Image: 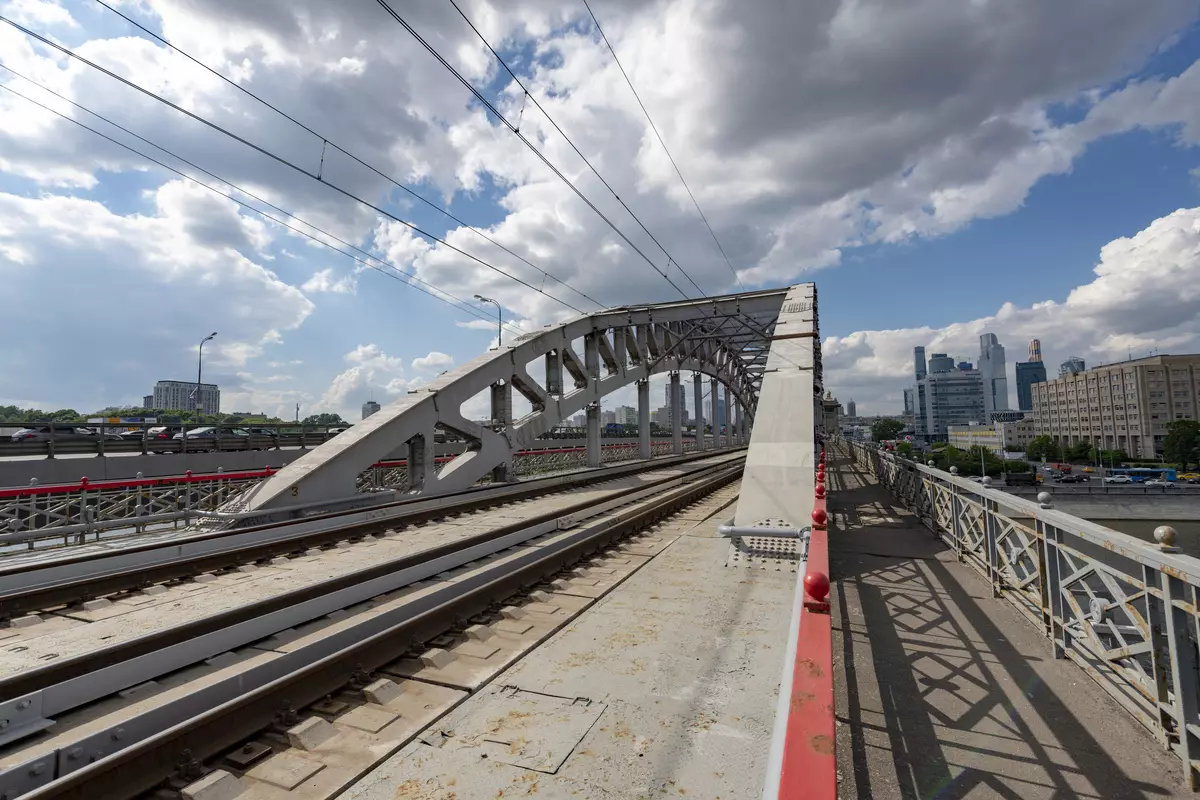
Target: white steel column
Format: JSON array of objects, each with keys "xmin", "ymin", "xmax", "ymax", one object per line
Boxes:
[
  {"xmin": 693, "ymin": 372, "xmax": 704, "ymax": 451},
  {"xmin": 729, "ymin": 398, "xmax": 739, "ymax": 448},
  {"xmin": 490, "ymin": 380, "xmax": 511, "ymax": 482},
  {"xmin": 638, "ymin": 379, "xmax": 651, "ymax": 459},
  {"xmin": 670, "ymin": 371, "xmax": 683, "ymax": 455},
  {"xmin": 586, "ymin": 402, "xmax": 601, "ymax": 467},
  {"xmin": 711, "ymin": 377, "xmax": 721, "ymax": 450},
  {"xmin": 406, "ymin": 432, "xmax": 434, "ymax": 491}
]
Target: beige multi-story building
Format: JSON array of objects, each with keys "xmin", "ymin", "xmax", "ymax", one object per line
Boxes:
[
  {"xmin": 947, "ymin": 418, "xmax": 1038, "ymax": 456},
  {"xmin": 1029, "ymin": 354, "xmax": 1200, "ymax": 458}
]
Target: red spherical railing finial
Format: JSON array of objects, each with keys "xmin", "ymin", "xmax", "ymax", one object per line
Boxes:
[
  {"xmin": 815, "ymin": 484, "xmax": 826, "ymax": 498},
  {"xmin": 811, "ymin": 507, "xmax": 827, "ymax": 528},
  {"xmin": 805, "ymin": 571, "xmax": 830, "ymax": 602}
]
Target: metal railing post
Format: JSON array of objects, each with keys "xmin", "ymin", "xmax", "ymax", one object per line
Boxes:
[
  {"xmin": 47, "ymin": 423, "xmax": 56, "ymax": 459},
  {"xmin": 1043, "ymin": 523, "xmax": 1068, "ymax": 659},
  {"xmin": 949, "ymin": 482, "xmax": 965, "ymax": 561},
  {"xmin": 1143, "ymin": 563, "xmax": 1173, "ymax": 751},
  {"xmin": 984, "ymin": 497, "xmax": 1001, "ymax": 598},
  {"xmin": 1162, "ymin": 572, "xmax": 1200, "ymax": 789}
]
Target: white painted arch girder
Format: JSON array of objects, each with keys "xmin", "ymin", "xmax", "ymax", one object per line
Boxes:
[{"xmin": 236, "ymin": 288, "xmax": 793, "ymax": 515}]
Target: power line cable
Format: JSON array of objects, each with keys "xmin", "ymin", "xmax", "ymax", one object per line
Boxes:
[
  {"xmin": 0, "ymin": 74, "xmax": 526, "ymax": 337},
  {"xmin": 369, "ymin": 0, "xmax": 696, "ymax": 300},
  {"xmin": 0, "ymin": 14, "xmax": 586, "ymax": 316},
  {"xmin": 86, "ymin": 0, "xmax": 603, "ymax": 312},
  {"xmin": 581, "ymin": 0, "xmax": 744, "ymax": 291},
  {"xmin": 442, "ymin": 0, "xmax": 708, "ymax": 297}
]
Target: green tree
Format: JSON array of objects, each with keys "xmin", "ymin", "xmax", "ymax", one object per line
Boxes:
[
  {"xmin": 896, "ymin": 441, "xmax": 913, "ymax": 458},
  {"xmin": 1164, "ymin": 421, "xmax": 1200, "ymax": 471},
  {"xmin": 303, "ymin": 413, "xmax": 347, "ymax": 426},
  {"xmin": 1063, "ymin": 441, "xmax": 1092, "ymax": 463},
  {"xmin": 871, "ymin": 418, "xmax": 905, "ymax": 442},
  {"xmin": 1026, "ymin": 435, "xmax": 1059, "ymax": 462}
]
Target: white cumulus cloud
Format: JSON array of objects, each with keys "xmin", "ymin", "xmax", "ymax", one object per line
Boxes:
[
  {"xmin": 825, "ymin": 206, "xmax": 1200, "ymax": 415},
  {"xmin": 412, "ymin": 351, "xmax": 454, "ymax": 372}
]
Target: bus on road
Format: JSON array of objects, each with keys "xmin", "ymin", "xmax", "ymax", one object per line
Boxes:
[{"xmin": 1106, "ymin": 467, "xmax": 1177, "ymax": 482}]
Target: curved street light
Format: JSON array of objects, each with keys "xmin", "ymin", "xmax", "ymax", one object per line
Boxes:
[
  {"xmin": 474, "ymin": 295, "xmax": 502, "ymax": 346},
  {"xmin": 195, "ymin": 331, "xmax": 217, "ymax": 416}
]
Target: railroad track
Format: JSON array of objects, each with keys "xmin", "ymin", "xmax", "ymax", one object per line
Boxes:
[
  {"xmin": 0, "ymin": 449, "xmax": 730, "ymax": 621},
  {"xmin": 0, "ymin": 452, "xmax": 742, "ymax": 799}
]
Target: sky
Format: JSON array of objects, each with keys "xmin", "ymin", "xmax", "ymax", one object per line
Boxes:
[{"xmin": 2, "ymin": 0, "xmax": 1200, "ymax": 420}]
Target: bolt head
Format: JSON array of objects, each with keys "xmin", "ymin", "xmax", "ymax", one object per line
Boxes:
[
  {"xmin": 1154, "ymin": 525, "xmax": 1178, "ymax": 548},
  {"xmin": 804, "ymin": 571, "xmax": 831, "ymax": 602}
]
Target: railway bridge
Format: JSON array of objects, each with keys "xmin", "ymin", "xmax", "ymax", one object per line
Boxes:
[{"xmin": 0, "ymin": 283, "xmax": 1192, "ymax": 799}]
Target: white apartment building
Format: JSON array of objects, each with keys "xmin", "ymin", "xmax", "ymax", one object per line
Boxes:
[
  {"xmin": 1030, "ymin": 354, "xmax": 1200, "ymax": 458},
  {"xmin": 153, "ymin": 380, "xmax": 220, "ymax": 414}
]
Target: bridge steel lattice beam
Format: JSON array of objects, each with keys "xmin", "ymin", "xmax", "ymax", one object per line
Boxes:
[{"xmin": 233, "ymin": 287, "xmax": 793, "ymax": 522}]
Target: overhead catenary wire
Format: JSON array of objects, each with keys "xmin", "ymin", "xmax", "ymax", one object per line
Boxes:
[
  {"xmin": 369, "ymin": 0, "xmax": 697, "ymax": 301},
  {"xmin": 86, "ymin": 0, "xmax": 604, "ymax": 312},
  {"xmin": 0, "ymin": 76, "xmax": 526, "ymax": 338},
  {"xmin": 442, "ymin": 0, "xmax": 710, "ymax": 298},
  {"xmin": 0, "ymin": 14, "xmax": 586, "ymax": 316},
  {"xmin": 581, "ymin": 0, "xmax": 744, "ymax": 292}
]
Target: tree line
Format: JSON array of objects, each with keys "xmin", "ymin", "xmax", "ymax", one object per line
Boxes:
[{"xmin": 0, "ymin": 405, "xmax": 347, "ymax": 428}]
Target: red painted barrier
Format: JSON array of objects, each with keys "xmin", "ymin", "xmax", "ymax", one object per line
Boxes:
[
  {"xmin": 0, "ymin": 468, "xmax": 276, "ymax": 499},
  {"xmin": 776, "ymin": 459, "xmax": 836, "ymax": 800},
  {"xmin": 0, "ymin": 440, "xmax": 683, "ymax": 499}
]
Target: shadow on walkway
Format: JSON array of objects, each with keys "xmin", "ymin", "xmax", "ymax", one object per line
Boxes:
[{"xmin": 829, "ymin": 451, "xmax": 1186, "ymax": 800}]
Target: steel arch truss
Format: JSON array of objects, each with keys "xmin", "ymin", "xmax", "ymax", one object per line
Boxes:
[{"xmin": 237, "ymin": 286, "xmax": 795, "ymax": 517}]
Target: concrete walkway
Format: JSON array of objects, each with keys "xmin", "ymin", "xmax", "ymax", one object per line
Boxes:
[{"xmin": 828, "ymin": 450, "xmax": 1188, "ymax": 800}]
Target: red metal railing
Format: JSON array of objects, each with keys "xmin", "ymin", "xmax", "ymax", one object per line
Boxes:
[{"xmin": 772, "ymin": 447, "xmax": 836, "ymax": 800}]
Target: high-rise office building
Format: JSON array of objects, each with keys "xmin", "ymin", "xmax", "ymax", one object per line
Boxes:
[
  {"xmin": 153, "ymin": 380, "xmax": 220, "ymax": 414},
  {"xmin": 1014, "ymin": 360, "xmax": 1048, "ymax": 411},
  {"xmin": 615, "ymin": 405, "xmax": 637, "ymax": 425},
  {"xmin": 143, "ymin": 395, "xmax": 154, "ymax": 409},
  {"xmin": 978, "ymin": 333, "xmax": 1010, "ymax": 415},
  {"xmin": 927, "ymin": 353, "xmax": 955, "ymax": 373},
  {"xmin": 601, "ymin": 409, "xmax": 617, "ymax": 425},
  {"xmin": 920, "ymin": 369, "xmax": 986, "ymax": 441},
  {"xmin": 913, "ymin": 349, "xmax": 986, "ymax": 441},
  {"xmin": 1030, "ymin": 354, "xmax": 1200, "ymax": 458},
  {"xmin": 1060, "ymin": 357, "xmax": 1086, "ymax": 376},
  {"xmin": 846, "ymin": 399, "xmax": 857, "ymax": 417},
  {"xmin": 362, "ymin": 400, "xmax": 381, "ymax": 420},
  {"xmin": 1028, "ymin": 339, "xmax": 1042, "ymax": 362},
  {"xmin": 903, "ymin": 388, "xmax": 914, "ymax": 416},
  {"xmin": 914, "ymin": 346, "xmax": 927, "ymax": 381}
]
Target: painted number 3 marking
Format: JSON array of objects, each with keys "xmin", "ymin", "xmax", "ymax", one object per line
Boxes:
[{"xmin": 291, "ymin": 486, "xmax": 299, "ymax": 497}]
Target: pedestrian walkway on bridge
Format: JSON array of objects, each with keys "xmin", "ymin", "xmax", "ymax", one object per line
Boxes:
[{"xmin": 827, "ymin": 449, "xmax": 1186, "ymax": 799}]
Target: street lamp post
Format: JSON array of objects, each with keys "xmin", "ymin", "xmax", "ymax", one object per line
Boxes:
[
  {"xmin": 474, "ymin": 295, "xmax": 501, "ymax": 346},
  {"xmin": 194, "ymin": 332, "xmax": 217, "ymax": 417}
]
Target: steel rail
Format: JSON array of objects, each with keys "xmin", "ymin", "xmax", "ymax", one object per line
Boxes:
[
  {"xmin": 0, "ymin": 449, "xmax": 734, "ymax": 619},
  {"xmin": 10, "ymin": 461, "xmax": 743, "ymax": 800},
  {"xmin": 0, "ymin": 455, "xmax": 742, "ymax": 705}
]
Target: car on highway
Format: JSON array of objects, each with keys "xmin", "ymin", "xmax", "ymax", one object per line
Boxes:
[
  {"xmin": 1187, "ymin": 476, "xmax": 1200, "ymax": 485},
  {"xmin": 1143, "ymin": 479, "xmax": 1176, "ymax": 487},
  {"xmin": 1054, "ymin": 474, "xmax": 1089, "ymax": 483},
  {"xmin": 171, "ymin": 427, "xmax": 251, "ymax": 452},
  {"xmin": 10, "ymin": 426, "xmax": 120, "ymax": 442},
  {"xmin": 1082, "ymin": 467, "xmax": 1095, "ymax": 473},
  {"xmin": 1103, "ymin": 475, "xmax": 1134, "ymax": 484}
]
